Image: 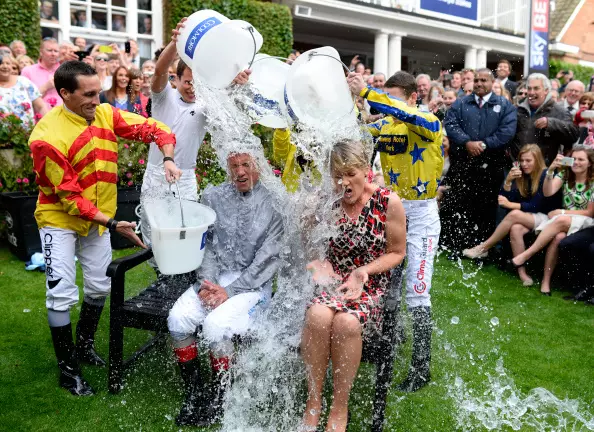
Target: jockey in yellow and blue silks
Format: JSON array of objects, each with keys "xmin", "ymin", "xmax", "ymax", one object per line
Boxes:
[{"xmin": 347, "ymin": 71, "xmax": 443, "ymax": 394}]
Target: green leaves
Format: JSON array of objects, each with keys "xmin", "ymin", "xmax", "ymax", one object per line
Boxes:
[
  {"xmin": 0, "ymin": 0, "xmax": 41, "ymax": 60},
  {"xmin": 549, "ymin": 59, "xmax": 594, "ymax": 88},
  {"xmin": 167, "ymin": 0, "xmax": 293, "ymax": 58}
]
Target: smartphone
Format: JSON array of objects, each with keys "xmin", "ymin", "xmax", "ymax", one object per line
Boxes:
[
  {"xmin": 561, "ymin": 157, "xmax": 575, "ymax": 167},
  {"xmin": 431, "ymin": 89, "xmax": 439, "ymax": 100},
  {"xmin": 98, "ymin": 45, "xmax": 113, "ymax": 53},
  {"xmin": 124, "ymin": 41, "xmax": 131, "ymax": 54},
  {"xmin": 581, "ymin": 110, "xmax": 594, "ymax": 119},
  {"xmin": 76, "ymin": 51, "xmax": 88, "ymax": 61}
]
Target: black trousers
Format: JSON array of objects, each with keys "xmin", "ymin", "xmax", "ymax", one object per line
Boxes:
[
  {"xmin": 558, "ymin": 226, "xmax": 594, "ymax": 294},
  {"xmin": 440, "ymin": 158, "xmax": 505, "ymax": 253}
]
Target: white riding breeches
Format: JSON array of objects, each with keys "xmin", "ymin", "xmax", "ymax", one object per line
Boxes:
[
  {"xmin": 402, "ymin": 199, "xmax": 440, "ymax": 309},
  {"xmin": 168, "ymin": 273, "xmax": 272, "ymax": 356},
  {"xmin": 41, "ymin": 226, "xmax": 112, "ymax": 311}
]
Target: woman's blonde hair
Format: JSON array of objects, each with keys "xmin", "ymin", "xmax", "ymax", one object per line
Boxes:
[
  {"xmin": 515, "ymin": 144, "xmax": 546, "ymax": 197},
  {"xmin": 330, "ymin": 140, "xmax": 370, "ymax": 175}
]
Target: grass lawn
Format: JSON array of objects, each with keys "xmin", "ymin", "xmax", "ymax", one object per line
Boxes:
[{"xmin": 0, "ymin": 244, "xmax": 593, "ymax": 431}]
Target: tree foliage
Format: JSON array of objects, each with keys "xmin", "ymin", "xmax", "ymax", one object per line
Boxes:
[
  {"xmin": 167, "ymin": 0, "xmax": 293, "ymax": 57},
  {"xmin": 549, "ymin": 59, "xmax": 594, "ymax": 88},
  {"xmin": 0, "ymin": 0, "xmax": 41, "ymax": 60}
]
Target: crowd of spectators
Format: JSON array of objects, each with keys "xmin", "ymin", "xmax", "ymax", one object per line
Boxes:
[
  {"xmin": 352, "ymin": 55, "xmax": 594, "ymax": 302},
  {"xmin": 0, "ymin": 36, "xmax": 153, "ymax": 122}
]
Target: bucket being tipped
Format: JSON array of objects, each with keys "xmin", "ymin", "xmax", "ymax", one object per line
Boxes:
[
  {"xmin": 248, "ymin": 54, "xmax": 290, "ymax": 128},
  {"xmin": 283, "ymin": 46, "xmax": 356, "ymax": 130},
  {"xmin": 144, "ymin": 196, "xmax": 217, "ymax": 275},
  {"xmin": 176, "ymin": 9, "xmax": 230, "ymax": 67}
]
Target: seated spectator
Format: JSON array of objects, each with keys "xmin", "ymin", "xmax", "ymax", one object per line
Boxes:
[
  {"xmin": 511, "ymin": 145, "xmax": 594, "ymax": 295},
  {"xmin": 21, "ymin": 38, "xmax": 61, "ymax": 108},
  {"xmin": 300, "ymin": 140, "xmax": 405, "ymax": 432},
  {"xmin": 93, "ymin": 53, "xmax": 112, "ymax": 91},
  {"xmin": 100, "ymin": 66, "xmax": 147, "ymax": 116},
  {"xmin": 167, "ymin": 152, "xmax": 284, "ymax": 426},
  {"xmin": 16, "ymin": 55, "xmax": 34, "ymax": 71},
  {"xmin": 59, "ymin": 41, "xmax": 79, "ymax": 63},
  {"xmin": 512, "ymin": 73, "xmax": 579, "ymax": 164},
  {"xmin": 0, "ymin": 55, "xmax": 48, "ymax": 125},
  {"xmin": 10, "ymin": 40, "xmax": 26, "ymax": 57},
  {"xmin": 462, "ymin": 145, "xmax": 561, "ymax": 284},
  {"xmin": 492, "ymin": 80, "xmax": 512, "ymax": 102},
  {"xmin": 443, "ymin": 89, "xmax": 457, "ymax": 109}
]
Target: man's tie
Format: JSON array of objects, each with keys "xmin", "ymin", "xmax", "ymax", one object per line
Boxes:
[
  {"xmin": 478, "ymin": 98, "xmax": 483, "ymax": 109},
  {"xmin": 567, "ymin": 105, "xmax": 574, "ymax": 114}
]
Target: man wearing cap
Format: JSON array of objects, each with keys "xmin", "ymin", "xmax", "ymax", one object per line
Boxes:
[
  {"xmin": 141, "ymin": 18, "xmax": 250, "ymax": 266},
  {"xmin": 167, "ymin": 152, "xmax": 284, "ymax": 426},
  {"xmin": 348, "ymin": 70, "xmax": 442, "ymax": 392}
]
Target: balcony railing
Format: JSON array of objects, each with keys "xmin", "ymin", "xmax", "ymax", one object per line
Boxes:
[{"xmin": 345, "ymin": 0, "xmax": 529, "ymax": 35}]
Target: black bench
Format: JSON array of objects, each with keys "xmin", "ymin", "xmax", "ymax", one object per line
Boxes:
[{"xmin": 106, "ymin": 249, "xmax": 404, "ymax": 431}]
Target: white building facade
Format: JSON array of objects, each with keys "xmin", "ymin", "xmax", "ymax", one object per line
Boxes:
[
  {"xmin": 277, "ymin": 0, "xmax": 529, "ymax": 77},
  {"xmin": 39, "ymin": 0, "xmax": 163, "ymax": 64}
]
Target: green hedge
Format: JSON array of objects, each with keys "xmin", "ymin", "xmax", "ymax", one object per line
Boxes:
[
  {"xmin": 0, "ymin": 0, "xmax": 40, "ymax": 60},
  {"xmin": 167, "ymin": 0, "xmax": 293, "ymax": 57},
  {"xmin": 549, "ymin": 59, "xmax": 594, "ymax": 88}
]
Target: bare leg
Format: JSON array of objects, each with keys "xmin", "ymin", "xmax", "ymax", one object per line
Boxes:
[
  {"xmin": 509, "ymin": 224, "xmax": 533, "ymax": 284},
  {"xmin": 541, "ymin": 232, "xmax": 567, "ymax": 294},
  {"xmin": 512, "ymin": 216, "xmax": 572, "ymax": 266},
  {"xmin": 325, "ymin": 313, "xmax": 363, "ymax": 432},
  {"xmin": 301, "ymin": 305, "xmax": 335, "ymax": 429},
  {"xmin": 464, "ymin": 210, "xmax": 534, "ymax": 258}
]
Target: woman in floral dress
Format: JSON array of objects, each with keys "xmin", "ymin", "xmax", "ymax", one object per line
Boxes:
[
  {"xmin": 0, "ymin": 55, "xmax": 47, "ymax": 126},
  {"xmin": 300, "ymin": 140, "xmax": 406, "ymax": 432}
]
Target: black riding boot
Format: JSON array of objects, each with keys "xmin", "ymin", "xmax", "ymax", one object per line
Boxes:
[
  {"xmin": 75, "ymin": 301, "xmax": 106, "ymax": 366},
  {"xmin": 175, "ymin": 358, "xmax": 213, "ymax": 426},
  {"xmin": 397, "ymin": 306, "xmax": 432, "ymax": 393},
  {"xmin": 208, "ymin": 370, "xmax": 230, "ymax": 423},
  {"xmin": 50, "ymin": 323, "xmax": 95, "ymax": 396}
]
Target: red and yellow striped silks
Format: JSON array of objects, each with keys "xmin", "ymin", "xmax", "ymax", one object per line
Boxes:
[{"xmin": 30, "ymin": 104, "xmax": 175, "ymax": 236}]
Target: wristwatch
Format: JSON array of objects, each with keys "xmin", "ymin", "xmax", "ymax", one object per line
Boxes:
[{"xmin": 480, "ymin": 142, "xmax": 487, "ymax": 150}]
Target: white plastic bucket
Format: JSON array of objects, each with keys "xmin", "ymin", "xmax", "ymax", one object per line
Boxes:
[
  {"xmin": 144, "ymin": 197, "xmax": 217, "ymax": 275},
  {"xmin": 284, "ymin": 46, "xmax": 356, "ymax": 130},
  {"xmin": 176, "ymin": 10, "xmax": 230, "ymax": 67},
  {"xmin": 249, "ymin": 54, "xmax": 290, "ymax": 128},
  {"xmin": 190, "ymin": 19, "xmax": 263, "ymax": 88}
]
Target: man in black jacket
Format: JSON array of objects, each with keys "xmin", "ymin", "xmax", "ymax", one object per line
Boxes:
[
  {"xmin": 496, "ymin": 59, "xmax": 518, "ymax": 97},
  {"xmin": 512, "ymin": 73, "xmax": 579, "ymax": 164}
]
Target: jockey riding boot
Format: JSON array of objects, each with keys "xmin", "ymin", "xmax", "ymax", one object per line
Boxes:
[
  {"xmin": 50, "ymin": 322, "xmax": 95, "ymax": 396},
  {"xmin": 76, "ymin": 300, "xmax": 106, "ymax": 366},
  {"xmin": 397, "ymin": 306, "xmax": 432, "ymax": 393},
  {"xmin": 208, "ymin": 354, "xmax": 232, "ymax": 423},
  {"xmin": 175, "ymin": 356, "xmax": 213, "ymax": 426}
]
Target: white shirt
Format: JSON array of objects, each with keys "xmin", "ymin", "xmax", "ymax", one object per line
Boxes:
[
  {"xmin": 148, "ymin": 82, "xmax": 206, "ymax": 170},
  {"xmin": 562, "ymin": 99, "xmax": 580, "ymax": 114},
  {"xmin": 475, "ymin": 92, "xmax": 492, "ymax": 107},
  {"xmin": 498, "ymin": 77, "xmax": 508, "ymax": 86}
]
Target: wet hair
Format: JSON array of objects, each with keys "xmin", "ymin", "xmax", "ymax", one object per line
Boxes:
[
  {"xmin": 330, "ymin": 140, "xmax": 370, "ymax": 175},
  {"xmin": 54, "ymin": 60, "xmax": 97, "ymax": 96},
  {"xmin": 384, "ymin": 71, "xmax": 417, "ymax": 98},
  {"xmin": 176, "ymin": 59, "xmax": 190, "ymax": 79},
  {"xmin": 515, "ymin": 144, "xmax": 546, "ymax": 197},
  {"xmin": 567, "ymin": 145, "xmax": 594, "ymax": 191}
]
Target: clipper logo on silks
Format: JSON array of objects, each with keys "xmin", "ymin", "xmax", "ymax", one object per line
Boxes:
[
  {"xmin": 200, "ymin": 232, "xmax": 207, "ymax": 250},
  {"xmin": 184, "ymin": 17, "xmax": 222, "ymax": 59}
]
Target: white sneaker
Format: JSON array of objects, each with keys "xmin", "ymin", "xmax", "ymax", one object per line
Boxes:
[{"xmin": 462, "ymin": 246, "xmax": 488, "ymax": 259}]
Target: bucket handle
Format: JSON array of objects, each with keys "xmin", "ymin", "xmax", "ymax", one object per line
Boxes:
[
  {"xmin": 246, "ymin": 26, "xmax": 258, "ymax": 69},
  {"xmin": 307, "ymin": 52, "xmax": 357, "ymax": 115}
]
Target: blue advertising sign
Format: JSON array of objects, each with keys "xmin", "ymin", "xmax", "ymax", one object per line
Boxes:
[
  {"xmin": 528, "ymin": 0, "xmax": 550, "ymax": 75},
  {"xmin": 419, "ymin": 0, "xmax": 479, "ymax": 23}
]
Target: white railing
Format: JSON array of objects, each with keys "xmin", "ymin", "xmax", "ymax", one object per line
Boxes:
[{"xmin": 346, "ymin": 0, "xmax": 529, "ymax": 35}]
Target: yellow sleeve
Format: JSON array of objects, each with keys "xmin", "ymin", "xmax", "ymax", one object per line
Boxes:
[
  {"xmin": 366, "ymin": 118, "xmax": 389, "ymax": 137},
  {"xmin": 272, "ymin": 129, "xmax": 293, "ymax": 166},
  {"xmin": 361, "ymin": 88, "xmax": 442, "ymax": 143}
]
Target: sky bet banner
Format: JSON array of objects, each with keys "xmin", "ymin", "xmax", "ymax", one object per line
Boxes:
[
  {"xmin": 527, "ymin": 0, "xmax": 550, "ymax": 75},
  {"xmin": 419, "ymin": 0, "xmax": 479, "ymax": 23}
]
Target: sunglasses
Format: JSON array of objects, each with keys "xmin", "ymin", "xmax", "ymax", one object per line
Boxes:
[{"xmin": 96, "ymin": 57, "xmax": 108, "ymax": 62}]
